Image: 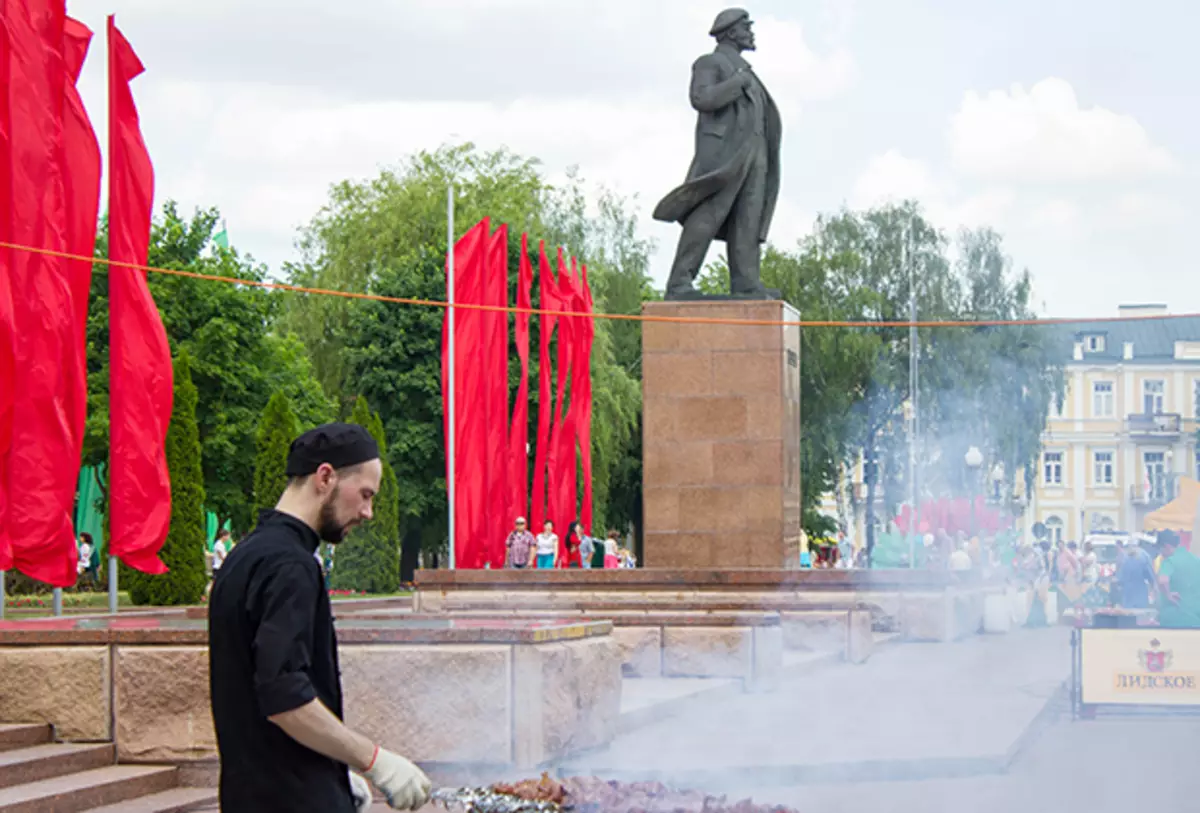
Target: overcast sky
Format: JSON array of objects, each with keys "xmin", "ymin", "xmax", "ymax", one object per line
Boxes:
[{"xmin": 67, "ymin": 0, "xmax": 1198, "ymax": 317}]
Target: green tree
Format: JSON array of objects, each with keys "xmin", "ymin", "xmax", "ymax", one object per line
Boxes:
[
  {"xmin": 329, "ymin": 397, "xmax": 400, "ymax": 593},
  {"xmin": 255, "ymin": 392, "xmax": 299, "ymax": 514},
  {"xmin": 124, "ymin": 350, "xmax": 207, "ymax": 606},
  {"xmin": 84, "ymin": 204, "xmax": 334, "ymax": 534}
]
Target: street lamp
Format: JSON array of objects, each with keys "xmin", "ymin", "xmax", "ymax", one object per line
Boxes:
[{"xmin": 965, "ymin": 447, "xmax": 983, "ymax": 535}]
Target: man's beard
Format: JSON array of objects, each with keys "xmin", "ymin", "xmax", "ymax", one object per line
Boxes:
[{"xmin": 317, "ymin": 488, "xmax": 357, "ymax": 543}]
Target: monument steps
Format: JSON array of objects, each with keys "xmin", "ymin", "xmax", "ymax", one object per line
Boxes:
[
  {"xmin": 0, "ymin": 728, "xmax": 51, "ymax": 754},
  {"xmin": 0, "ymin": 725, "xmax": 215, "ymax": 813}
]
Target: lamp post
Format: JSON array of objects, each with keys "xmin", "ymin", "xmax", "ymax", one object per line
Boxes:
[{"xmin": 965, "ymin": 446, "xmax": 984, "ymax": 535}]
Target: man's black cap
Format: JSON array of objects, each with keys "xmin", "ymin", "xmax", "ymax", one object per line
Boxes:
[{"xmin": 285, "ymin": 423, "xmax": 380, "ymax": 477}]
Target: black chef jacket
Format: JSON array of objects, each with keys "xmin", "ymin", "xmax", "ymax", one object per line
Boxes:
[{"xmin": 208, "ymin": 510, "xmax": 354, "ymax": 813}]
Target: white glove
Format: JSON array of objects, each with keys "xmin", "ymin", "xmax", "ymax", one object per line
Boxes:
[
  {"xmin": 349, "ymin": 771, "xmax": 373, "ymax": 813},
  {"xmin": 365, "ymin": 747, "xmax": 432, "ymax": 811}
]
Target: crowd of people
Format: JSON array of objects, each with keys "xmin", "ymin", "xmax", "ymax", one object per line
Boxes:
[{"xmin": 503, "ymin": 517, "xmax": 636, "ymax": 569}]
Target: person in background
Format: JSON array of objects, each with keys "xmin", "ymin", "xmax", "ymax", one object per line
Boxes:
[
  {"xmin": 212, "ymin": 529, "xmax": 231, "ymax": 575},
  {"xmin": 1156, "ymin": 530, "xmax": 1200, "ymax": 628},
  {"xmin": 535, "ymin": 521, "xmax": 558, "ymax": 569},
  {"xmin": 579, "ymin": 530, "xmax": 595, "ymax": 569},
  {"xmin": 1115, "ymin": 539, "xmax": 1158, "ymax": 609},
  {"xmin": 603, "ymin": 532, "xmax": 621, "ymax": 569},
  {"xmin": 504, "ymin": 517, "xmax": 534, "ymax": 569},
  {"xmin": 1057, "ymin": 541, "xmax": 1081, "ymax": 585},
  {"xmin": 1080, "ymin": 541, "xmax": 1100, "ymax": 584},
  {"xmin": 77, "ymin": 533, "xmax": 94, "ymax": 584},
  {"xmin": 593, "ymin": 531, "xmax": 614, "ymax": 570},
  {"xmin": 949, "ymin": 542, "xmax": 973, "ymax": 572},
  {"xmin": 560, "ymin": 522, "xmax": 584, "ymax": 569},
  {"xmin": 836, "ymin": 530, "xmax": 853, "ymax": 569}
]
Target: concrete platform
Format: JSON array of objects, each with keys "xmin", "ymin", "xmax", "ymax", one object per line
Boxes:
[{"xmin": 558, "ymin": 626, "xmax": 1070, "ymax": 786}]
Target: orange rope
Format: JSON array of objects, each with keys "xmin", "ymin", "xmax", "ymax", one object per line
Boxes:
[{"xmin": 1, "ymin": 239, "xmax": 1191, "ymax": 329}]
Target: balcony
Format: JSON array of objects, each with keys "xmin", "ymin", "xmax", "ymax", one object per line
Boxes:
[
  {"xmin": 1130, "ymin": 478, "xmax": 1175, "ymax": 508},
  {"xmin": 1125, "ymin": 413, "xmax": 1182, "ymax": 439}
]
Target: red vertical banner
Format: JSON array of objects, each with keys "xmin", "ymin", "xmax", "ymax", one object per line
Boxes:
[
  {"xmin": 576, "ymin": 265, "xmax": 595, "ymax": 534},
  {"xmin": 508, "ymin": 235, "xmax": 532, "ymax": 533},
  {"xmin": 4, "ymin": 0, "xmax": 79, "ymax": 586},
  {"xmin": 483, "ymin": 224, "xmax": 509, "ymax": 567},
  {"xmin": 107, "ymin": 16, "xmax": 171, "ymax": 574},
  {"xmin": 0, "ymin": 0, "xmax": 15, "ymax": 570},
  {"xmin": 530, "ymin": 242, "xmax": 558, "ymax": 533},
  {"xmin": 549, "ymin": 250, "xmax": 576, "ymax": 551},
  {"xmin": 441, "ymin": 219, "xmax": 488, "ymax": 569},
  {"xmin": 62, "ymin": 16, "xmax": 100, "ymax": 484}
]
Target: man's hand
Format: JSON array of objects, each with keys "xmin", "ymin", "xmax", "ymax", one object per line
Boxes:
[
  {"xmin": 350, "ymin": 771, "xmax": 373, "ymax": 813},
  {"xmin": 365, "ymin": 747, "xmax": 432, "ymax": 811}
]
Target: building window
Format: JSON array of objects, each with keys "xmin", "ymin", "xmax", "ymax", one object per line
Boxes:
[
  {"xmin": 1143, "ymin": 451, "xmax": 1167, "ymax": 502},
  {"xmin": 1084, "ymin": 335, "xmax": 1106, "ymax": 353},
  {"xmin": 1195, "ymin": 449, "xmax": 1200, "ymax": 481},
  {"xmin": 1194, "ymin": 380, "xmax": 1200, "ymax": 419},
  {"xmin": 1043, "ymin": 451, "xmax": 1064, "ymax": 486},
  {"xmin": 1143, "ymin": 380, "xmax": 1165, "ymax": 414},
  {"xmin": 1045, "ymin": 516, "xmax": 1064, "ymax": 545},
  {"xmin": 1093, "ymin": 451, "xmax": 1114, "ymax": 486},
  {"xmin": 1092, "ymin": 382, "xmax": 1114, "ymax": 417}
]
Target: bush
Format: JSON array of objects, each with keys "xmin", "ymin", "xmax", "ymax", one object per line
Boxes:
[
  {"xmin": 329, "ymin": 397, "xmax": 400, "ymax": 593},
  {"xmin": 124, "ymin": 350, "xmax": 208, "ymax": 606},
  {"xmin": 254, "ymin": 392, "xmax": 298, "ymax": 515}
]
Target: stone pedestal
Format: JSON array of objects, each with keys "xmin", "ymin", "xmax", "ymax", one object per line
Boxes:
[{"xmin": 641, "ymin": 300, "xmax": 801, "ymax": 568}]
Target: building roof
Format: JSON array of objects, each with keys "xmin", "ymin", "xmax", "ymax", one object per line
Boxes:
[{"xmin": 1063, "ymin": 315, "xmax": 1200, "ymax": 364}]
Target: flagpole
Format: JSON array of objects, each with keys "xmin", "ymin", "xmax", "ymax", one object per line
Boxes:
[
  {"xmin": 446, "ymin": 181, "xmax": 457, "ymax": 571},
  {"xmin": 109, "ymin": 556, "xmax": 118, "ymax": 614}
]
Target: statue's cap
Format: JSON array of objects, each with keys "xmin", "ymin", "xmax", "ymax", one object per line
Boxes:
[
  {"xmin": 285, "ymin": 422, "xmax": 379, "ymax": 477},
  {"xmin": 710, "ymin": 8, "xmax": 751, "ymax": 37}
]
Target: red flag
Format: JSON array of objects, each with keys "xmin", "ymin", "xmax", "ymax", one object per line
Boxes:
[
  {"xmin": 107, "ymin": 16, "xmax": 171, "ymax": 574},
  {"xmin": 441, "ymin": 219, "xmax": 488, "ymax": 569},
  {"xmin": 508, "ymin": 235, "xmax": 533, "ymax": 533},
  {"xmin": 4, "ymin": 0, "xmax": 78, "ymax": 586},
  {"xmin": 576, "ymin": 265, "xmax": 595, "ymax": 534},
  {"xmin": 61, "ymin": 16, "xmax": 100, "ymax": 486},
  {"xmin": 0, "ymin": 0, "xmax": 15, "ymax": 570},
  {"xmin": 530, "ymin": 242, "xmax": 558, "ymax": 533},
  {"xmin": 550, "ymin": 250, "xmax": 577, "ymax": 555},
  {"xmin": 483, "ymin": 224, "xmax": 509, "ymax": 567}
]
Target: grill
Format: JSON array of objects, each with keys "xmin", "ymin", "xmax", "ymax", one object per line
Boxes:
[{"xmin": 431, "ymin": 775, "xmax": 798, "ymax": 813}]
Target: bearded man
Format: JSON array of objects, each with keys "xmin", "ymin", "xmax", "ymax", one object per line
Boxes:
[{"xmin": 208, "ymin": 423, "xmax": 429, "ymax": 812}]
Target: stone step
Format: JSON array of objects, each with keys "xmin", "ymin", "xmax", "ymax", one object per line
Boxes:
[
  {"xmin": 0, "ymin": 728, "xmax": 51, "ymax": 754},
  {"xmin": 79, "ymin": 787, "xmax": 218, "ymax": 813},
  {"xmin": 0, "ymin": 744, "xmax": 114, "ymax": 789},
  {"xmin": 0, "ymin": 765, "xmax": 178, "ymax": 813}
]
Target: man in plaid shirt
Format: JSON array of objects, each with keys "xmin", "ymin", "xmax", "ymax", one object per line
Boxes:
[{"xmin": 505, "ymin": 517, "xmax": 535, "ymax": 569}]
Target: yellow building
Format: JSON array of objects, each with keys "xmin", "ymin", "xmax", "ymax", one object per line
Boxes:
[{"xmin": 1030, "ymin": 304, "xmax": 1200, "ymax": 543}]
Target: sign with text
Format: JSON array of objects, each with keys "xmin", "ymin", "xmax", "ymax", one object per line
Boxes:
[{"xmin": 1081, "ymin": 628, "xmax": 1200, "ymax": 706}]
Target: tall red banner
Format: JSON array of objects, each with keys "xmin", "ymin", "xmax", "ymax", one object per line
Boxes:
[
  {"xmin": 4, "ymin": 0, "xmax": 79, "ymax": 586},
  {"xmin": 549, "ymin": 250, "xmax": 577, "ymax": 550},
  {"xmin": 508, "ymin": 235, "xmax": 532, "ymax": 532},
  {"xmin": 62, "ymin": 16, "xmax": 101, "ymax": 488},
  {"xmin": 441, "ymin": 219, "xmax": 488, "ymax": 569},
  {"xmin": 107, "ymin": 16, "xmax": 172, "ymax": 574},
  {"xmin": 483, "ymin": 225, "xmax": 509, "ymax": 567},
  {"xmin": 576, "ymin": 265, "xmax": 595, "ymax": 534},
  {"xmin": 530, "ymin": 242, "xmax": 558, "ymax": 533},
  {"xmin": 0, "ymin": 0, "xmax": 15, "ymax": 571}
]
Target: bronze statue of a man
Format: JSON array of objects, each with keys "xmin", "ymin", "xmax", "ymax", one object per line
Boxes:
[{"xmin": 653, "ymin": 8, "xmax": 782, "ymax": 299}]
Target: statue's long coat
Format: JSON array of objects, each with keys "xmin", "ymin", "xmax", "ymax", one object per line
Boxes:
[{"xmin": 653, "ymin": 43, "xmax": 782, "ymax": 243}]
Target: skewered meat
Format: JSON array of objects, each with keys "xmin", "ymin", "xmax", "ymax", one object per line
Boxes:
[{"xmin": 436, "ymin": 774, "xmax": 799, "ymax": 813}]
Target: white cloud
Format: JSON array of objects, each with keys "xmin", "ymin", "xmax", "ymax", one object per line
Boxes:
[
  {"xmin": 851, "ymin": 150, "xmax": 939, "ymax": 208},
  {"xmin": 949, "ymin": 78, "xmax": 1174, "ymax": 183}
]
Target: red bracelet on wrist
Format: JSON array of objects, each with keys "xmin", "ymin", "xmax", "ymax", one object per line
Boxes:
[{"xmin": 365, "ymin": 745, "xmax": 380, "ymax": 772}]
